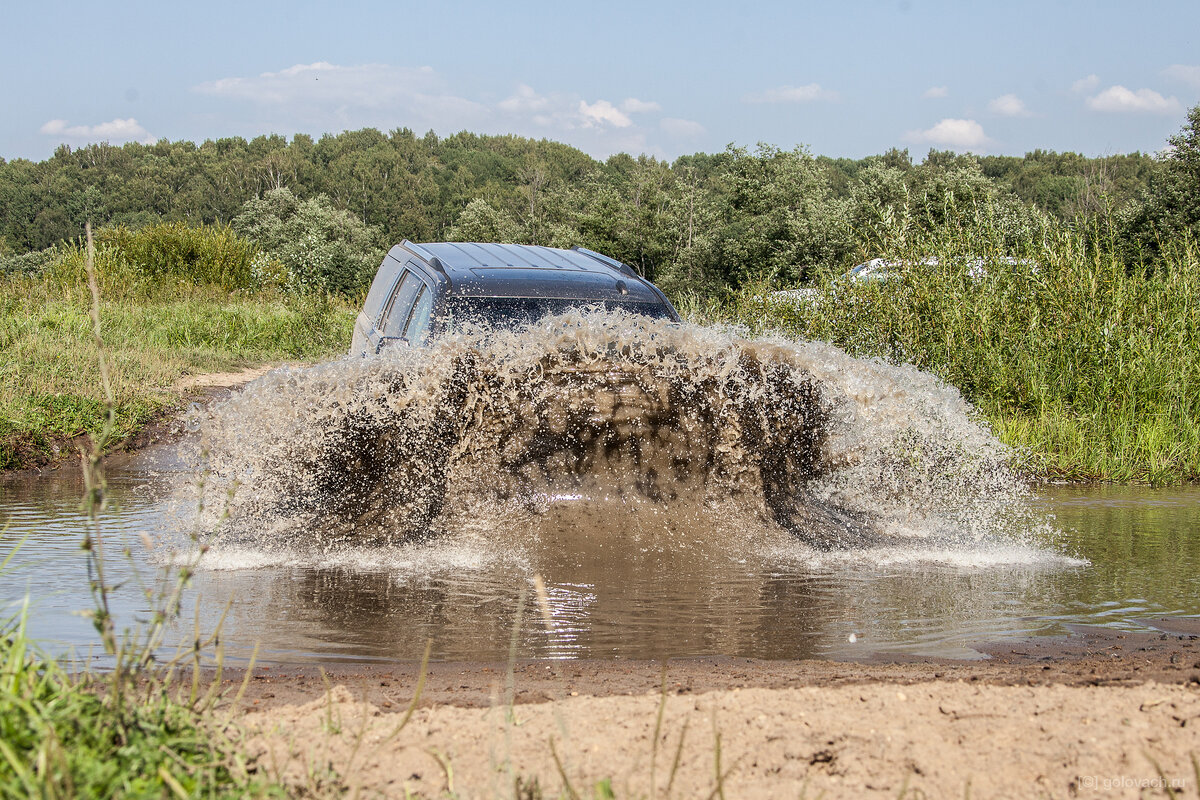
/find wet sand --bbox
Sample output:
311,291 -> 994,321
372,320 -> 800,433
231,622 -> 1200,710
222,621 -> 1200,798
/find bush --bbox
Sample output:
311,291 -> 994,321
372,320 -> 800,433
98,221 -> 263,289
232,187 -> 384,296
0,247 -> 56,276
44,222 -> 269,294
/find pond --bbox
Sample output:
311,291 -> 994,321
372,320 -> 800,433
4,452 -> 1198,665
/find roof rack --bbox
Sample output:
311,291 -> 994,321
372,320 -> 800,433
572,246 -> 638,278
400,240 -> 446,273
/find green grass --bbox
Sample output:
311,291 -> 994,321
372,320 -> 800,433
0,607 -> 280,798
0,273 -> 355,470
678,221 -> 1200,485
0,221 -> 357,469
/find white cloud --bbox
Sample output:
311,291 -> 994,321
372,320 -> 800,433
922,86 -> 948,99
907,118 -> 990,150
1163,64 -> 1200,88
660,117 -> 705,137
1086,85 -> 1181,114
498,84 -> 549,113
988,93 -> 1031,117
194,62 -> 486,127
743,83 -> 837,103
1071,74 -> 1100,93
492,85 -> 663,155
195,64 -> 687,159
40,117 -> 156,144
496,85 -> 641,135
578,99 -> 632,128
621,98 -> 661,113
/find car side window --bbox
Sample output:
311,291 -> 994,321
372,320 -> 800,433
364,258 -> 403,327
401,284 -> 434,343
380,271 -> 422,337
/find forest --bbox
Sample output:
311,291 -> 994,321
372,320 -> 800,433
2,106 -> 1198,481
1,114 -> 1191,296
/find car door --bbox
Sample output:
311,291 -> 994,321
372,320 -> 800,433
374,268 -> 431,352
352,256 -> 404,356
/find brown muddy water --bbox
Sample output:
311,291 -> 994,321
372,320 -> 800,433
3,313 -> 1198,664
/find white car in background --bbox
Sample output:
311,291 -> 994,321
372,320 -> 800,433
767,256 -> 1034,309
764,258 -> 908,310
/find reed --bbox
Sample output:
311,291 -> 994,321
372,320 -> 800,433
690,214 -> 1200,485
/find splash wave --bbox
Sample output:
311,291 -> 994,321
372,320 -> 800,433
188,311 -> 1034,552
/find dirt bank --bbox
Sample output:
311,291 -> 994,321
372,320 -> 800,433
120,365 -> 279,453
9,364 -> 277,475
220,623 -> 1200,798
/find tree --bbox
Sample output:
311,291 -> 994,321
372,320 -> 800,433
1125,104 -> 1200,256
232,188 -> 384,295
704,144 -> 851,286
445,198 -> 522,242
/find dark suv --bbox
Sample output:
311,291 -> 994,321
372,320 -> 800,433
349,241 -> 680,356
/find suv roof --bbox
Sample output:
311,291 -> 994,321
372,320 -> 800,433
391,241 -> 669,306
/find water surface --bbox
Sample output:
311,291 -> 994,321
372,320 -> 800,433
4,459 -> 1197,664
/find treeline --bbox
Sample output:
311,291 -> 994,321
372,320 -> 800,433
3,109 -> 1198,480
2,107 -> 1197,295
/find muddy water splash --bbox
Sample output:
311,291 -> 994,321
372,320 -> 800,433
190,311 -> 1030,553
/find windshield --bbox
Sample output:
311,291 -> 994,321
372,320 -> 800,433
442,297 -> 675,331
848,262 -> 892,282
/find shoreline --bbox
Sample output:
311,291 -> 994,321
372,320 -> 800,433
222,620 -> 1200,713
220,621 -> 1200,798
3,364 -> 277,477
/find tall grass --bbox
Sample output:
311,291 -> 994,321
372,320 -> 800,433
1,223 -> 355,469
686,215 -> 1200,484
0,232 -> 283,797
50,222 -> 271,293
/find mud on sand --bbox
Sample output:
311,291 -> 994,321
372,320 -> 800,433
224,623 -> 1200,798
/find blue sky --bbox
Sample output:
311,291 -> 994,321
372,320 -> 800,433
4,0 -> 1198,162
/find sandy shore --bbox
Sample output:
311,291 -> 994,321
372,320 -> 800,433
219,622 -> 1200,798
243,681 -> 1198,798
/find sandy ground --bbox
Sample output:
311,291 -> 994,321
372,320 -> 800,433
221,624 -> 1200,798
241,681 -> 1199,799
173,364 -> 278,391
